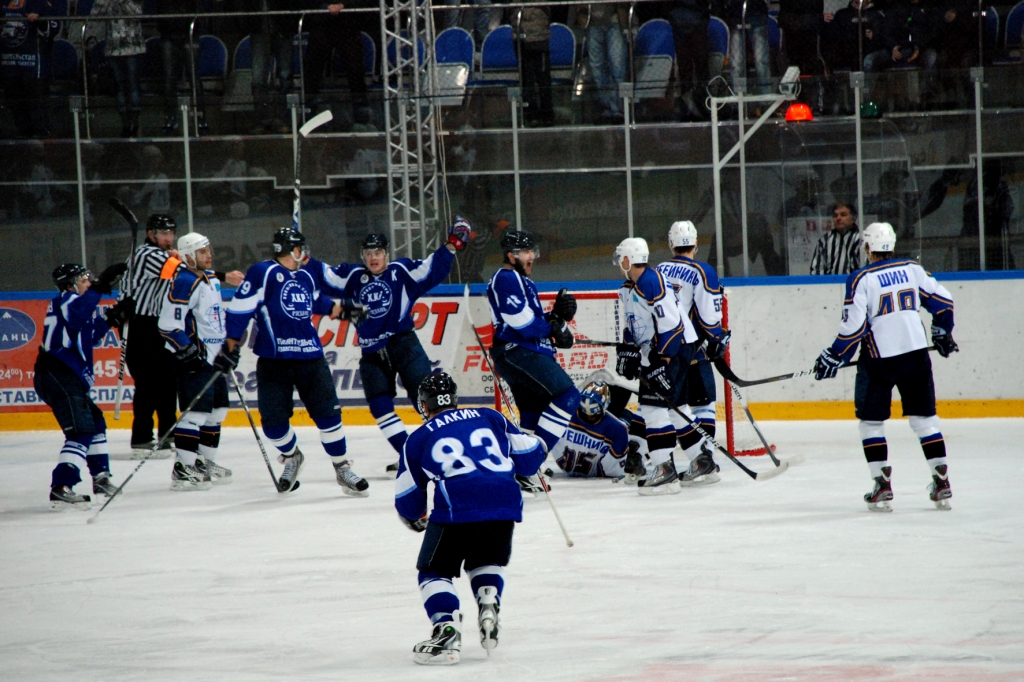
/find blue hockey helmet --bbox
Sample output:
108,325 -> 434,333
578,381 -> 611,423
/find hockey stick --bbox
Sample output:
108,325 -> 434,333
292,109 -> 333,230
463,287 -> 575,548
722,379 -> 804,467
713,346 -> 939,388
230,377 -> 287,493
88,368 -> 225,524
108,197 -> 139,420
638,377 -> 788,481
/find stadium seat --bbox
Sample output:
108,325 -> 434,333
767,14 -> 781,53
479,24 -> 518,83
708,15 -> 729,56
197,34 -> 227,93
995,2 -> 1024,62
634,19 -> 674,99
51,39 -> 79,82
361,31 -> 376,77
549,22 -> 575,84
233,35 -> 252,70
435,26 -> 472,104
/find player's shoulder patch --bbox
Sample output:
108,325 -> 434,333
635,267 -> 668,303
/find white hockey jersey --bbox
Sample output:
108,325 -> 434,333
618,266 -> 686,363
158,268 -> 226,364
655,255 -> 726,347
830,258 -> 954,362
551,411 -> 629,478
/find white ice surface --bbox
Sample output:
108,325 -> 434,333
2,419 -> 1024,682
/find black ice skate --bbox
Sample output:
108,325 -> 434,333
413,615 -> 461,666
928,464 -> 952,511
129,441 -> 173,460
623,441 -> 647,484
196,456 -> 233,485
637,460 -> 680,496
334,460 -> 369,497
864,466 -> 894,512
679,449 -> 721,487
92,471 -> 118,497
49,485 -> 92,511
476,586 -> 500,654
386,461 -> 400,473
516,474 -> 545,498
278,449 -> 305,493
171,461 -> 213,491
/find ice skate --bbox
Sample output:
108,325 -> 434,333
864,466 -> 893,512
516,474 -> 545,498
386,461 -> 399,473
196,456 -> 233,485
623,441 -> 646,484
413,615 -> 461,666
170,461 -> 212,491
92,471 -> 118,497
928,464 -> 952,511
679,449 -> 721,487
476,586 -> 500,654
49,485 -> 92,511
278,449 -> 304,493
637,461 -> 681,496
128,441 -> 173,460
333,459 -> 369,497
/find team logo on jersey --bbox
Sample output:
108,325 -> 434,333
279,280 -> 312,320
204,304 -> 224,333
360,279 -> 393,319
360,274 -> 369,284
276,272 -> 284,283
0,307 -> 35,351
626,313 -> 648,343
0,17 -> 29,50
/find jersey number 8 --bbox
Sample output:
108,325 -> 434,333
431,428 -> 513,477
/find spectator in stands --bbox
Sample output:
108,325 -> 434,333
0,0 -> 57,138
517,3 -> 554,127
576,2 -> 628,123
304,1 -> 371,126
778,0 -> 825,105
863,0 -> 942,73
809,202 -> 861,274
666,0 -> 710,120
95,0 -> 146,137
157,0 -> 209,135
249,0 -> 300,134
443,0 -> 497,45
713,0 -> 770,96
822,0 -> 884,72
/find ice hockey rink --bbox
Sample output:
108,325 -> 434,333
2,419 -> 1023,682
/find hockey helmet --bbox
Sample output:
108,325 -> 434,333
668,220 -> 698,249
361,233 -> 390,252
272,227 -> 307,256
52,263 -> 90,291
499,230 -> 538,257
418,371 -> 459,414
578,381 -> 611,423
862,222 -> 897,253
146,214 -> 177,233
612,237 -> 649,270
177,232 -> 211,268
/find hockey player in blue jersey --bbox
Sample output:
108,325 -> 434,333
815,222 -> 958,512
224,227 -> 368,495
613,237 -> 693,495
656,220 -> 731,486
158,233 -> 234,491
549,381 -> 631,478
34,262 -> 125,510
395,371 -> 546,665
313,219 -> 472,471
485,230 -> 579,462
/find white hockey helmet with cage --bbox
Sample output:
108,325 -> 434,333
177,232 -> 210,267
612,237 -> 649,271
862,222 -> 897,253
668,220 -> 698,249
578,381 -> 611,422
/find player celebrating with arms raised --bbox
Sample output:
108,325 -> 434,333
814,222 -> 958,512
395,372 -> 546,665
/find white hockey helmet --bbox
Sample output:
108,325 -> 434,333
612,237 -> 649,271
668,220 -> 698,249
177,232 -> 210,267
861,222 -> 897,253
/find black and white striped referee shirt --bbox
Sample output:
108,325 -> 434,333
121,242 -> 181,318
809,227 -> 862,275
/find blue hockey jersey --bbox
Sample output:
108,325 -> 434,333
486,267 -> 554,357
1,0 -> 58,80
41,288 -> 109,387
551,411 -> 629,478
225,258 -> 335,359
313,245 -> 454,353
395,407 -> 546,524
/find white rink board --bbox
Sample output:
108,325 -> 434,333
2,421 -> 1024,681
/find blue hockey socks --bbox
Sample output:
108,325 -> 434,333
536,387 -> 580,451
368,395 -> 409,455
418,572 -> 461,624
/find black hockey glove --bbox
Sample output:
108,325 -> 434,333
616,343 -> 641,380
642,357 -> 673,395
548,313 -> 574,349
446,216 -> 473,251
931,325 -> 959,358
400,513 -> 427,533
104,297 -> 135,329
336,299 -> 368,326
213,345 -> 241,374
814,348 -> 844,380
92,262 -> 128,295
174,344 -> 206,371
552,288 -> 577,322
705,330 -> 732,361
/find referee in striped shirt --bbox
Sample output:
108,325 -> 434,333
809,202 -> 862,276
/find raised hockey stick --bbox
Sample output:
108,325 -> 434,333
639,377 -> 788,482
722,380 -> 804,467
463,287 -> 574,548
87,368 -> 225,524
230,378 -> 289,493
108,197 -> 139,420
292,109 -> 333,230
713,346 -> 939,388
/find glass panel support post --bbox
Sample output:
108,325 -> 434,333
621,82 -> 635,238
508,86 -> 522,231
179,96 -> 195,233
736,77 -> 749,276
851,71 -> 865,224
971,66 -> 985,271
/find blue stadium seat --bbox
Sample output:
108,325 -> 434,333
76,0 -> 94,15
198,34 -> 227,78
767,14 -> 781,52
708,16 -> 729,56
361,31 -> 376,76
479,24 -> 518,83
634,18 -> 674,57
634,19 -> 674,99
1006,0 -> 1024,50
51,39 -> 78,81
436,26 -> 473,66
549,22 -> 575,83
234,35 -> 251,71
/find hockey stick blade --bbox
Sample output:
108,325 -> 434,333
299,109 -> 333,137
714,347 -> 939,388
753,460 -> 789,480
108,196 -> 140,228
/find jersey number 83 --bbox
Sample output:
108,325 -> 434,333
432,428 -> 513,477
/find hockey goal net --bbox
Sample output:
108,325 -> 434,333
475,289 -> 772,457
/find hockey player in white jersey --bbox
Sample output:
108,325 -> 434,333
549,381 -> 631,478
655,220 -> 731,485
613,237 -> 692,495
814,222 -> 957,511
158,233 -> 233,490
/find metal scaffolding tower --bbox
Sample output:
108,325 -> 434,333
379,0 -> 442,259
